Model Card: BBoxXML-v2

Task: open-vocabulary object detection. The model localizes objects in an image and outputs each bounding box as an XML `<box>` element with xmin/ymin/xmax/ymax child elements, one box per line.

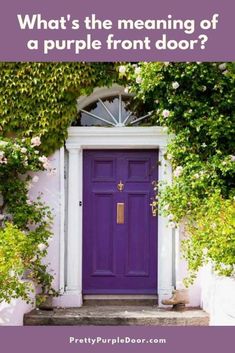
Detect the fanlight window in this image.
<box><xmin>73</xmin><ymin>94</ymin><xmax>152</xmax><ymax>127</ymax></box>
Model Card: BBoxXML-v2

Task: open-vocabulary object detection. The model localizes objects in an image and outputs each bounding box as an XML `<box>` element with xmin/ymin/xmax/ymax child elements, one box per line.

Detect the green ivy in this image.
<box><xmin>0</xmin><ymin>63</ymin><xmax>118</xmax><ymax>154</ymax></box>
<box><xmin>1</xmin><ymin>62</ymin><xmax>235</xmax><ymax>292</ymax></box>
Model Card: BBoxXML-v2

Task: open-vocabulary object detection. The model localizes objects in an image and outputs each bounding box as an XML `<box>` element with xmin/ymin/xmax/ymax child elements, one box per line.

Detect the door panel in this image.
<box><xmin>92</xmin><ymin>192</ymin><xmax>115</xmax><ymax>276</ymax></box>
<box><xmin>83</xmin><ymin>150</ymin><xmax>158</xmax><ymax>294</ymax></box>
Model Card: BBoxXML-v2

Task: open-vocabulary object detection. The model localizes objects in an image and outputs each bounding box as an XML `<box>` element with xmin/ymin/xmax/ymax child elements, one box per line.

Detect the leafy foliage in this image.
<box><xmin>0</xmin><ymin>61</ymin><xmax>234</xmax><ymax>295</ymax></box>
<box><xmin>122</xmin><ymin>62</ymin><xmax>235</xmax><ymax>282</ymax></box>
<box><xmin>0</xmin><ymin>63</ymin><xmax>118</xmax><ymax>154</ymax></box>
<box><xmin>182</xmin><ymin>193</ymin><xmax>235</xmax><ymax>285</ymax></box>
<box><xmin>0</xmin><ymin>137</ymin><xmax>56</xmax><ymax>303</ymax></box>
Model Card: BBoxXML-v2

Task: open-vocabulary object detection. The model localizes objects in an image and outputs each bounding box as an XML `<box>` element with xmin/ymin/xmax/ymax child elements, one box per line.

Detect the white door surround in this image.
<box><xmin>60</xmin><ymin>126</ymin><xmax>174</xmax><ymax>307</ymax></box>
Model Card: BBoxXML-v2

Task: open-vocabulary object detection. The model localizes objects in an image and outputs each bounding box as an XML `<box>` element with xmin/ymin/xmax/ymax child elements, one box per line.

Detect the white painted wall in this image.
<box><xmin>29</xmin><ymin>151</ymin><xmax>62</xmax><ymax>292</ymax></box>
<box><xmin>0</xmin><ymin>151</ymin><xmax>62</xmax><ymax>326</ymax></box>
<box><xmin>0</xmin><ymin>299</ymin><xmax>33</xmax><ymax>326</ymax></box>
<box><xmin>175</xmin><ymin>227</ymin><xmax>201</xmax><ymax>307</ymax></box>
<box><xmin>200</xmin><ymin>265</ymin><xmax>235</xmax><ymax>326</ymax></box>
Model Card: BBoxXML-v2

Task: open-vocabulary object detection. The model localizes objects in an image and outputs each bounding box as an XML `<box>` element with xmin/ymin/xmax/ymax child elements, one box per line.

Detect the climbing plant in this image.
<box><xmin>120</xmin><ymin>62</ymin><xmax>235</xmax><ymax>283</ymax></box>
<box><xmin>0</xmin><ymin>62</ymin><xmax>118</xmax><ymax>154</ymax></box>
<box><xmin>0</xmin><ymin>62</ymin><xmax>121</xmax><ymax>304</ymax></box>
<box><xmin>0</xmin><ymin>136</ymin><xmax>57</xmax><ymax>303</ymax></box>
<box><xmin>0</xmin><ymin>61</ymin><xmax>234</xmax><ymax>301</ymax></box>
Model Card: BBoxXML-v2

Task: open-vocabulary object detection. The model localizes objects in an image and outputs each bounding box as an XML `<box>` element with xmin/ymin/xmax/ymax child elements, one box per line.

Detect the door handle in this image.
<box><xmin>117</xmin><ymin>203</ymin><xmax>125</xmax><ymax>224</ymax></box>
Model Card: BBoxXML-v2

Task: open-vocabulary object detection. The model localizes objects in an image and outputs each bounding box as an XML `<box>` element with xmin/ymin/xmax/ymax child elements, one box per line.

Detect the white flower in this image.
<box><xmin>124</xmin><ymin>87</ymin><xmax>129</xmax><ymax>94</ymax></box>
<box><xmin>162</xmin><ymin>109</ymin><xmax>170</xmax><ymax>118</ymax></box>
<box><xmin>201</xmin><ymin>143</ymin><xmax>207</xmax><ymax>148</ymax></box>
<box><xmin>202</xmin><ymin>86</ymin><xmax>207</xmax><ymax>91</ymax></box>
<box><xmin>230</xmin><ymin>155</ymin><xmax>235</xmax><ymax>162</ymax></box>
<box><xmin>172</xmin><ymin>81</ymin><xmax>179</xmax><ymax>89</ymax></box>
<box><xmin>31</xmin><ymin>136</ymin><xmax>41</xmax><ymax>147</ymax></box>
<box><xmin>0</xmin><ymin>141</ymin><xmax>7</xmax><ymax>147</ymax></box>
<box><xmin>193</xmin><ymin>173</ymin><xmax>200</xmax><ymax>179</ymax></box>
<box><xmin>0</xmin><ymin>157</ymin><xmax>7</xmax><ymax>164</ymax></box>
<box><xmin>136</xmin><ymin>76</ymin><xmax>142</xmax><ymax>84</ymax></box>
<box><xmin>37</xmin><ymin>243</ymin><xmax>47</xmax><ymax>252</ymax></box>
<box><xmin>154</xmin><ymin>99</ymin><xmax>159</xmax><ymax>104</ymax></box>
<box><xmin>21</xmin><ymin>147</ymin><xmax>27</xmax><ymax>154</ymax></box>
<box><xmin>134</xmin><ymin>67</ymin><xmax>141</xmax><ymax>75</ymax></box>
<box><xmin>219</xmin><ymin>63</ymin><xmax>226</xmax><ymax>71</ymax></box>
<box><xmin>163</xmin><ymin>204</ymin><xmax>170</xmax><ymax>211</ymax></box>
<box><xmin>0</xmin><ymin>151</ymin><xmax>5</xmax><ymax>158</ymax></box>
<box><xmin>8</xmin><ymin>270</ymin><xmax>15</xmax><ymax>278</ymax></box>
<box><xmin>32</xmin><ymin>175</ymin><xmax>39</xmax><ymax>183</ymax></box>
<box><xmin>39</xmin><ymin>155</ymin><xmax>48</xmax><ymax>164</ymax></box>
<box><xmin>119</xmin><ymin>65</ymin><xmax>126</xmax><ymax>74</ymax></box>
<box><xmin>167</xmin><ymin>154</ymin><xmax>172</xmax><ymax>160</ymax></box>
<box><xmin>222</xmin><ymin>70</ymin><xmax>228</xmax><ymax>75</ymax></box>
<box><xmin>173</xmin><ymin>166</ymin><xmax>183</xmax><ymax>177</ymax></box>
<box><xmin>164</xmin><ymin>62</ymin><xmax>169</xmax><ymax>66</ymax></box>
<box><xmin>196</xmin><ymin>62</ymin><xmax>201</xmax><ymax>64</ymax></box>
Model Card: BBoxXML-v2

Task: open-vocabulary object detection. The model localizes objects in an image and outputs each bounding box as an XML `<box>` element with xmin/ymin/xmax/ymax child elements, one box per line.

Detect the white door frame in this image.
<box><xmin>60</xmin><ymin>126</ymin><xmax>174</xmax><ymax>307</ymax></box>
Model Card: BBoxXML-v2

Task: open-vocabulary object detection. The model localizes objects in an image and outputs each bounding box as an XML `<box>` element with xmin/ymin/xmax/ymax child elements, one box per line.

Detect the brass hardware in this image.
<box><xmin>117</xmin><ymin>180</ymin><xmax>124</xmax><ymax>192</ymax></box>
<box><xmin>117</xmin><ymin>203</ymin><xmax>125</xmax><ymax>224</ymax></box>
<box><xmin>150</xmin><ymin>203</ymin><xmax>157</xmax><ymax>217</ymax></box>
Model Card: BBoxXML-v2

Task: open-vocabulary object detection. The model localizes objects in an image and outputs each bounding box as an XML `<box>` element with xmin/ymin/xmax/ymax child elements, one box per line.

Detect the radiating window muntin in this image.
<box><xmin>73</xmin><ymin>94</ymin><xmax>152</xmax><ymax>127</ymax></box>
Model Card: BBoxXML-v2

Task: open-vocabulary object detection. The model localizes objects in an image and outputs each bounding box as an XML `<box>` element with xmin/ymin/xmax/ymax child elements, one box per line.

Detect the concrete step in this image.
<box><xmin>83</xmin><ymin>295</ymin><xmax>158</xmax><ymax>306</ymax></box>
<box><xmin>24</xmin><ymin>306</ymin><xmax>209</xmax><ymax>326</ymax></box>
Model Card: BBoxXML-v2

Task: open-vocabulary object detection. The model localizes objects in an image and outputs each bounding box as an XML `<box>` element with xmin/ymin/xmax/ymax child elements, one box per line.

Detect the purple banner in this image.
<box><xmin>0</xmin><ymin>326</ymin><xmax>234</xmax><ymax>353</ymax></box>
<box><xmin>0</xmin><ymin>0</ymin><xmax>234</xmax><ymax>61</ymax></box>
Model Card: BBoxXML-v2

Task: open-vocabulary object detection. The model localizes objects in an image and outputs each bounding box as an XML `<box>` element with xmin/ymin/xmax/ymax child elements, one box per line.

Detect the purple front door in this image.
<box><xmin>83</xmin><ymin>150</ymin><xmax>158</xmax><ymax>294</ymax></box>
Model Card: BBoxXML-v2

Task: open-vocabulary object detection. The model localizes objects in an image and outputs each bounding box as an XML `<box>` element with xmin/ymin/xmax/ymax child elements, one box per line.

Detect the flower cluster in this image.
<box><xmin>0</xmin><ymin>136</ymin><xmax>57</xmax><ymax>304</ymax></box>
<box><xmin>0</xmin><ymin>136</ymin><xmax>56</xmax><ymax>175</ymax></box>
<box><xmin>123</xmin><ymin>61</ymin><xmax>235</xmax><ymax>284</ymax></box>
<box><xmin>0</xmin><ymin>150</ymin><xmax>7</xmax><ymax>164</ymax></box>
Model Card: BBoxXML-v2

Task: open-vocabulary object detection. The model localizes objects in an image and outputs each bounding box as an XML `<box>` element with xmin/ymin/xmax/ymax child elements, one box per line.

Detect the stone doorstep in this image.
<box><xmin>24</xmin><ymin>306</ymin><xmax>209</xmax><ymax>326</ymax></box>
<box><xmin>83</xmin><ymin>296</ymin><xmax>158</xmax><ymax>306</ymax></box>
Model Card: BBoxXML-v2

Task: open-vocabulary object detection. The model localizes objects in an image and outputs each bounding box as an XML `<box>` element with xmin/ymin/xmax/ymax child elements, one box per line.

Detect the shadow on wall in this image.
<box><xmin>0</xmin><ymin>298</ymin><xmax>34</xmax><ymax>326</ymax></box>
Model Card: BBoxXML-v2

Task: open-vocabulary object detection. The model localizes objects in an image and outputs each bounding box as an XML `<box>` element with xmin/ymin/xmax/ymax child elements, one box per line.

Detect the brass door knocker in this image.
<box><xmin>117</xmin><ymin>180</ymin><xmax>124</xmax><ymax>192</ymax></box>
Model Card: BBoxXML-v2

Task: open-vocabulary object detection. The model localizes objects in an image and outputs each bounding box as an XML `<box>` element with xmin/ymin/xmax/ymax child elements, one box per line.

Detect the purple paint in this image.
<box><xmin>83</xmin><ymin>150</ymin><xmax>158</xmax><ymax>294</ymax></box>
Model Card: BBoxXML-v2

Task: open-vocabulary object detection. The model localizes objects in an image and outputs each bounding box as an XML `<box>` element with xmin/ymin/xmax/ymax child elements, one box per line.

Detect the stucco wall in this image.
<box><xmin>200</xmin><ymin>265</ymin><xmax>235</xmax><ymax>326</ymax></box>
<box><xmin>0</xmin><ymin>151</ymin><xmax>62</xmax><ymax>326</ymax></box>
<box><xmin>0</xmin><ymin>299</ymin><xmax>33</xmax><ymax>326</ymax></box>
<box><xmin>29</xmin><ymin>150</ymin><xmax>62</xmax><ymax>291</ymax></box>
